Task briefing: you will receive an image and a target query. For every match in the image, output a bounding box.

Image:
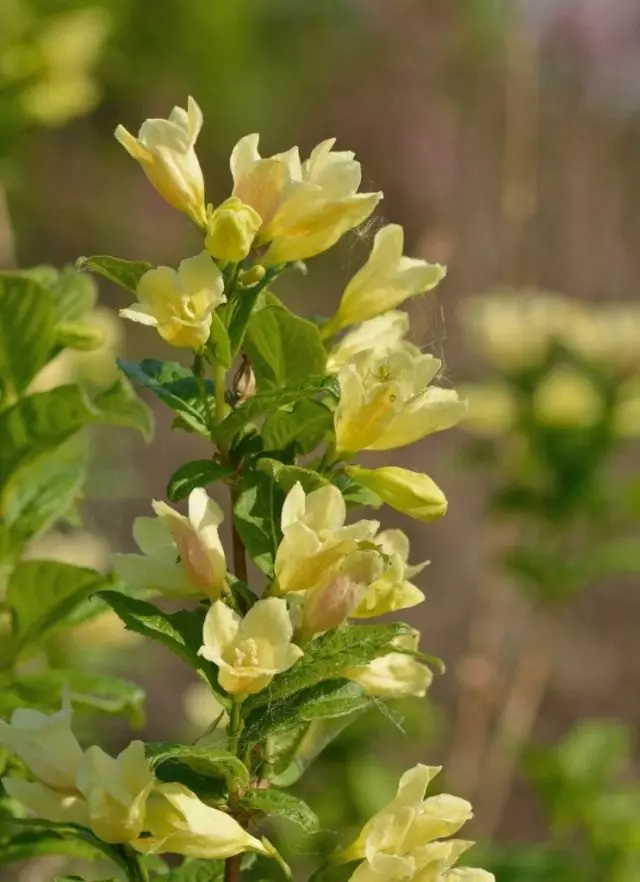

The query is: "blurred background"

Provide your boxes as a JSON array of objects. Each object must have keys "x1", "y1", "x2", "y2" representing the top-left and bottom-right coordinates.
[{"x1": 2, "y1": 1, "x2": 640, "y2": 880}]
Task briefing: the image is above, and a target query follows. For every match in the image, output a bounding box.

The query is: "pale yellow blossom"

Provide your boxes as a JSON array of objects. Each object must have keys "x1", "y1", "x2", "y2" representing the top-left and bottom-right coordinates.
[
  {"x1": 0, "y1": 705, "x2": 82, "y2": 791},
  {"x1": 2, "y1": 778, "x2": 89, "y2": 827},
  {"x1": 348, "y1": 465, "x2": 448, "y2": 522},
  {"x1": 199, "y1": 598, "x2": 303, "y2": 696},
  {"x1": 120, "y1": 252, "x2": 225, "y2": 349},
  {"x1": 353, "y1": 530, "x2": 426, "y2": 619},
  {"x1": 533, "y1": 365, "x2": 603, "y2": 428},
  {"x1": 327, "y1": 310, "x2": 410, "y2": 373},
  {"x1": 205, "y1": 197, "x2": 262, "y2": 263},
  {"x1": 347, "y1": 632, "x2": 433, "y2": 698}
]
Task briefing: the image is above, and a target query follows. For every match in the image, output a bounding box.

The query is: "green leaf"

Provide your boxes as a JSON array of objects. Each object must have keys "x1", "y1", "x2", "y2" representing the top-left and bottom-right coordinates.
[
  {"x1": 262, "y1": 399, "x2": 333, "y2": 454},
  {"x1": 206, "y1": 311, "x2": 232, "y2": 369},
  {"x1": 332, "y1": 473, "x2": 383, "y2": 510},
  {"x1": 245, "y1": 622, "x2": 413, "y2": 711},
  {"x1": 167, "y1": 460, "x2": 235, "y2": 502},
  {"x1": 0, "y1": 830, "x2": 102, "y2": 865},
  {"x1": 55, "y1": 320, "x2": 105, "y2": 351},
  {"x1": 215, "y1": 375, "x2": 336, "y2": 446},
  {"x1": 257, "y1": 459, "x2": 329, "y2": 494},
  {"x1": 0, "y1": 379, "x2": 153, "y2": 489},
  {"x1": 1, "y1": 437, "x2": 87, "y2": 545},
  {"x1": 242, "y1": 680, "x2": 370, "y2": 748},
  {"x1": 225, "y1": 279, "x2": 271, "y2": 357},
  {"x1": 0, "y1": 273, "x2": 55, "y2": 398},
  {"x1": 244, "y1": 298, "x2": 327, "y2": 388},
  {"x1": 163, "y1": 860, "x2": 224, "y2": 882},
  {"x1": 147, "y1": 742, "x2": 249, "y2": 790},
  {"x1": 98, "y1": 591, "x2": 230, "y2": 707},
  {"x1": 119, "y1": 358, "x2": 210, "y2": 436},
  {"x1": 77, "y1": 255, "x2": 153, "y2": 293},
  {"x1": 239, "y1": 788, "x2": 320, "y2": 834},
  {"x1": 0, "y1": 669, "x2": 146, "y2": 726},
  {"x1": 48, "y1": 266, "x2": 98, "y2": 323},
  {"x1": 233, "y1": 471, "x2": 284, "y2": 576},
  {"x1": 7, "y1": 562, "x2": 110, "y2": 655}
]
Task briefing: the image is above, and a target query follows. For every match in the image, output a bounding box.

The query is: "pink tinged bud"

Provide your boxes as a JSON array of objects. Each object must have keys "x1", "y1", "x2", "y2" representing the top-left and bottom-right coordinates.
[
  {"x1": 166, "y1": 517, "x2": 218, "y2": 594},
  {"x1": 301, "y1": 550, "x2": 383, "y2": 636}
]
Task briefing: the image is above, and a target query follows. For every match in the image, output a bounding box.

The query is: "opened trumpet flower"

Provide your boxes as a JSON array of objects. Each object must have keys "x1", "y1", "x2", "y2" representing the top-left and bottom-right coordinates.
[
  {"x1": 115, "y1": 96, "x2": 207, "y2": 226},
  {"x1": 120, "y1": 251, "x2": 225, "y2": 349},
  {"x1": 335, "y1": 340, "x2": 466, "y2": 453},
  {"x1": 327, "y1": 310, "x2": 410, "y2": 372},
  {"x1": 0, "y1": 704, "x2": 82, "y2": 791},
  {"x1": 347, "y1": 465, "x2": 448, "y2": 522},
  {"x1": 347, "y1": 631, "x2": 433, "y2": 698},
  {"x1": 199, "y1": 598, "x2": 303, "y2": 696},
  {"x1": 134, "y1": 781, "x2": 269, "y2": 859},
  {"x1": 353, "y1": 529, "x2": 427, "y2": 618},
  {"x1": 326, "y1": 224, "x2": 446, "y2": 334},
  {"x1": 231, "y1": 134, "x2": 382, "y2": 263},
  {"x1": 274, "y1": 482, "x2": 380, "y2": 594},
  {"x1": 113, "y1": 488, "x2": 227, "y2": 600}
]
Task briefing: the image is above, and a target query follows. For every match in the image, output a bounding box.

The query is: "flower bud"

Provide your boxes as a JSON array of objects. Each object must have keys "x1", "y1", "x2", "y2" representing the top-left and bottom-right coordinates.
[
  {"x1": 205, "y1": 197, "x2": 262, "y2": 263},
  {"x1": 233, "y1": 355, "x2": 256, "y2": 404},
  {"x1": 239, "y1": 264, "x2": 266, "y2": 286},
  {"x1": 347, "y1": 465, "x2": 447, "y2": 522}
]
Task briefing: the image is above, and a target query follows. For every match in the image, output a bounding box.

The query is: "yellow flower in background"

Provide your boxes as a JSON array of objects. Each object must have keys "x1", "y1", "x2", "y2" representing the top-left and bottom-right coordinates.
[
  {"x1": 334, "y1": 342, "x2": 465, "y2": 453},
  {"x1": 274, "y1": 482, "x2": 379, "y2": 594},
  {"x1": 2, "y1": 777, "x2": 90, "y2": 827},
  {"x1": 76, "y1": 741, "x2": 155, "y2": 843},
  {"x1": 301, "y1": 548, "x2": 385, "y2": 637},
  {"x1": 326, "y1": 224, "x2": 445, "y2": 334},
  {"x1": 231, "y1": 134, "x2": 382, "y2": 264},
  {"x1": 533, "y1": 365, "x2": 604, "y2": 428},
  {"x1": 199, "y1": 598, "x2": 303, "y2": 696},
  {"x1": 347, "y1": 632, "x2": 433, "y2": 698},
  {"x1": 459, "y1": 382, "x2": 516, "y2": 437},
  {"x1": 135, "y1": 782, "x2": 268, "y2": 859},
  {"x1": 327, "y1": 310, "x2": 410, "y2": 373},
  {"x1": 339, "y1": 764, "x2": 491, "y2": 882},
  {"x1": 0, "y1": 704, "x2": 82, "y2": 791},
  {"x1": 115, "y1": 96, "x2": 207, "y2": 226},
  {"x1": 205, "y1": 197, "x2": 262, "y2": 263},
  {"x1": 353, "y1": 529, "x2": 426, "y2": 619},
  {"x1": 614, "y1": 377, "x2": 640, "y2": 438},
  {"x1": 348, "y1": 465, "x2": 448, "y2": 522},
  {"x1": 114, "y1": 489, "x2": 226, "y2": 601},
  {"x1": 120, "y1": 252, "x2": 225, "y2": 349}
]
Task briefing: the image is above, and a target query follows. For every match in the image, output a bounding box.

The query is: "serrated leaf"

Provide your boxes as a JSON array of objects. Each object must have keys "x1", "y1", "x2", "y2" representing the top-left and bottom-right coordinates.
[
  {"x1": 77, "y1": 255, "x2": 153, "y2": 293},
  {"x1": 245, "y1": 622, "x2": 413, "y2": 711},
  {"x1": 257, "y1": 459, "x2": 328, "y2": 494},
  {"x1": 163, "y1": 860, "x2": 224, "y2": 882},
  {"x1": 1, "y1": 437, "x2": 87, "y2": 545},
  {"x1": 7, "y1": 562, "x2": 110, "y2": 655},
  {"x1": 0, "y1": 379, "x2": 153, "y2": 489},
  {"x1": 98, "y1": 591, "x2": 230, "y2": 707},
  {"x1": 147, "y1": 742, "x2": 249, "y2": 790},
  {"x1": 239, "y1": 788, "x2": 320, "y2": 834},
  {"x1": 262, "y1": 399, "x2": 333, "y2": 454},
  {"x1": 244, "y1": 298, "x2": 327, "y2": 388},
  {"x1": 233, "y1": 471, "x2": 284, "y2": 576},
  {"x1": 0, "y1": 273, "x2": 55, "y2": 399},
  {"x1": 119, "y1": 358, "x2": 210, "y2": 436},
  {"x1": 167, "y1": 460, "x2": 235, "y2": 502}
]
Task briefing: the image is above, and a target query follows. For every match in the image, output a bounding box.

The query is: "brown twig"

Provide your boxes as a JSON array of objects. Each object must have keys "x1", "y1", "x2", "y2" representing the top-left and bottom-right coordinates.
[{"x1": 224, "y1": 854, "x2": 241, "y2": 882}]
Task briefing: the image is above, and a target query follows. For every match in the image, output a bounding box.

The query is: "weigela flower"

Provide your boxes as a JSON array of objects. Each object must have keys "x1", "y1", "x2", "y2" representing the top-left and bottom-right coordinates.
[
  {"x1": 199, "y1": 598, "x2": 303, "y2": 696},
  {"x1": 0, "y1": 704, "x2": 82, "y2": 790},
  {"x1": 134, "y1": 781, "x2": 268, "y2": 859},
  {"x1": 339, "y1": 764, "x2": 493, "y2": 882},
  {"x1": 205, "y1": 196, "x2": 262, "y2": 263},
  {"x1": 334, "y1": 341, "x2": 465, "y2": 453},
  {"x1": 115, "y1": 96, "x2": 207, "y2": 226},
  {"x1": 327, "y1": 225, "x2": 445, "y2": 333},
  {"x1": 274, "y1": 482, "x2": 379, "y2": 595},
  {"x1": 533, "y1": 364, "x2": 603, "y2": 428},
  {"x1": 347, "y1": 632, "x2": 433, "y2": 698},
  {"x1": 113, "y1": 488, "x2": 226, "y2": 601},
  {"x1": 120, "y1": 252, "x2": 225, "y2": 349},
  {"x1": 327, "y1": 310, "x2": 410, "y2": 373},
  {"x1": 76, "y1": 741, "x2": 155, "y2": 843},
  {"x1": 2, "y1": 777, "x2": 90, "y2": 827},
  {"x1": 230, "y1": 134, "x2": 382, "y2": 264},
  {"x1": 347, "y1": 465, "x2": 448, "y2": 522},
  {"x1": 352, "y1": 529, "x2": 426, "y2": 619}
]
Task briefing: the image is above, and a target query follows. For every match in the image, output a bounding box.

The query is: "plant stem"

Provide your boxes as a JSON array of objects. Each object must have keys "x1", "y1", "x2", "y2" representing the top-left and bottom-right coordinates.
[
  {"x1": 193, "y1": 353, "x2": 215, "y2": 435},
  {"x1": 228, "y1": 697, "x2": 244, "y2": 756},
  {"x1": 214, "y1": 363, "x2": 227, "y2": 425},
  {"x1": 224, "y1": 854, "x2": 241, "y2": 882}
]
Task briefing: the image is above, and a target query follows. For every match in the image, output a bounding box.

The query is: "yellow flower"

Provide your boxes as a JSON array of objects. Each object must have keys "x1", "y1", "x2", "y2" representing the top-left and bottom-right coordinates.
[
  {"x1": 76, "y1": 741, "x2": 155, "y2": 843},
  {"x1": 135, "y1": 782, "x2": 268, "y2": 859},
  {"x1": 339, "y1": 765, "x2": 492, "y2": 882},
  {"x1": 533, "y1": 365, "x2": 603, "y2": 428},
  {"x1": 327, "y1": 310, "x2": 409, "y2": 373},
  {"x1": 230, "y1": 134, "x2": 382, "y2": 264},
  {"x1": 274, "y1": 482, "x2": 379, "y2": 594},
  {"x1": 205, "y1": 197, "x2": 262, "y2": 263},
  {"x1": 199, "y1": 598, "x2": 303, "y2": 696},
  {"x1": 120, "y1": 252, "x2": 225, "y2": 349},
  {"x1": 2, "y1": 778, "x2": 90, "y2": 827},
  {"x1": 347, "y1": 632, "x2": 433, "y2": 698},
  {"x1": 113, "y1": 488, "x2": 227, "y2": 601},
  {"x1": 115, "y1": 96, "x2": 207, "y2": 226},
  {"x1": 335, "y1": 342, "x2": 465, "y2": 453},
  {"x1": 353, "y1": 529, "x2": 426, "y2": 619},
  {"x1": 327, "y1": 225, "x2": 445, "y2": 334},
  {"x1": 0, "y1": 705, "x2": 82, "y2": 790},
  {"x1": 347, "y1": 466, "x2": 447, "y2": 522},
  {"x1": 459, "y1": 383, "x2": 516, "y2": 437},
  {"x1": 301, "y1": 548, "x2": 385, "y2": 637}
]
